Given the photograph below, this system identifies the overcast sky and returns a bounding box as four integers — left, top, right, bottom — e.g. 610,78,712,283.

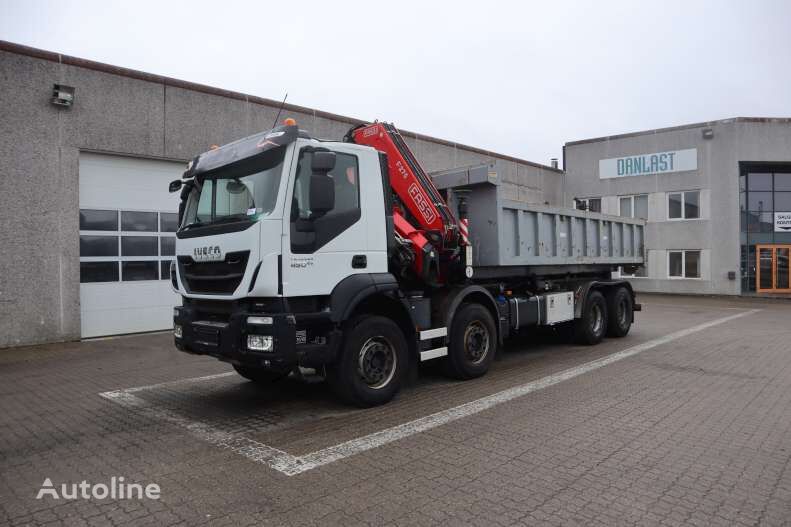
2,0,790,166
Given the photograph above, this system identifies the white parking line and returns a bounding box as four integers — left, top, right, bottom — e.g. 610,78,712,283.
100,309,760,476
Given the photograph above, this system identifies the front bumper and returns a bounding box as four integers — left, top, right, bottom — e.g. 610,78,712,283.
173,304,340,370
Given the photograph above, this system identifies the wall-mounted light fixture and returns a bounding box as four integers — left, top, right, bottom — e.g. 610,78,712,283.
702,128,714,139
51,84,75,108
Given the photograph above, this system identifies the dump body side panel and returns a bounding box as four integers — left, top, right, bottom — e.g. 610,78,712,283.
434,164,645,268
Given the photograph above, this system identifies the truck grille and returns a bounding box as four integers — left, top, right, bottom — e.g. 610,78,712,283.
178,251,250,295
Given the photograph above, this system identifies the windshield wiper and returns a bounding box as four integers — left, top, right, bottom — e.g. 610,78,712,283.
181,220,203,230
180,214,252,231
210,214,252,225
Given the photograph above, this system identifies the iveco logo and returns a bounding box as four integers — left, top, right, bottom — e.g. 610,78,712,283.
193,246,223,262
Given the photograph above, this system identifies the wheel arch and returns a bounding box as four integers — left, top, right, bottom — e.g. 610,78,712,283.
329,273,399,323
573,279,635,320
435,285,502,346
329,274,418,361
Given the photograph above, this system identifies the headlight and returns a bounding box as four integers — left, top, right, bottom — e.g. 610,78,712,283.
174,324,182,338
247,316,273,325
247,335,273,352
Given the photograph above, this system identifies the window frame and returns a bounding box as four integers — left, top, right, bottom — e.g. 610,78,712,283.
79,208,177,283
289,148,362,254
617,194,649,219
667,190,701,221
667,250,702,279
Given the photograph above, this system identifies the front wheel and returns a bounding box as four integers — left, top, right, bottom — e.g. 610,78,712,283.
443,303,497,380
327,315,408,407
573,290,608,345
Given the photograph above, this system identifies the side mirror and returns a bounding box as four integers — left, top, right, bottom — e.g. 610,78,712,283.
309,174,335,217
311,151,336,173
169,179,183,193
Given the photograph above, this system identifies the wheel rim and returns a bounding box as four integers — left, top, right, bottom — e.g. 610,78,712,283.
590,303,604,335
617,298,628,327
463,321,490,365
357,336,397,390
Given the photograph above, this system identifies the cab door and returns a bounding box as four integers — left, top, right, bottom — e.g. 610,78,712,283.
281,143,387,297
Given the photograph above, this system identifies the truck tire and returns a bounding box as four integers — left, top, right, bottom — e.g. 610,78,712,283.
443,303,497,380
606,286,633,338
574,290,608,345
327,315,408,407
233,365,286,384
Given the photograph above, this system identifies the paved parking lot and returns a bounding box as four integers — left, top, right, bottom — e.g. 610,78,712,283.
1,294,790,526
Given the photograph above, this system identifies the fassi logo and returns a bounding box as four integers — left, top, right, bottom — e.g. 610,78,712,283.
395,160,409,180
408,183,437,224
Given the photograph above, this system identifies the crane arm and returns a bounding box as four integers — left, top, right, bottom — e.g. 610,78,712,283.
349,123,459,246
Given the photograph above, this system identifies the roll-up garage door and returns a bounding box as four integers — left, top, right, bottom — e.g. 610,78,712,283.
78,153,183,338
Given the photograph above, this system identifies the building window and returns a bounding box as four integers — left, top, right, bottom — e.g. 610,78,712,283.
80,262,119,283
574,198,601,212
668,191,700,219
121,261,159,281
160,213,179,232
79,209,177,283
79,209,118,231
668,250,701,278
121,211,158,232
160,260,173,281
618,194,648,219
121,236,158,256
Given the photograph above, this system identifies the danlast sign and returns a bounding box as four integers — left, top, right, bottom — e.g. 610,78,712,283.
599,148,697,179
775,212,791,232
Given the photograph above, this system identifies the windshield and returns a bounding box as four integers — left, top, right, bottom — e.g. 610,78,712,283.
181,147,287,229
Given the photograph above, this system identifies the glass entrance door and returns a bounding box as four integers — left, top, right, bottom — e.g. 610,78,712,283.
756,245,791,293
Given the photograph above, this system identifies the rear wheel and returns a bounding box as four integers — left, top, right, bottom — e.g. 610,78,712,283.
574,290,608,345
233,365,287,384
443,303,497,379
606,286,633,337
327,315,408,407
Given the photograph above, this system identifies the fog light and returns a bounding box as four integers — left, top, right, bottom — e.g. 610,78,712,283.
247,334,273,352
247,316,273,325
174,324,182,338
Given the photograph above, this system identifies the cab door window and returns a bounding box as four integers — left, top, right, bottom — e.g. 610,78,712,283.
291,149,361,253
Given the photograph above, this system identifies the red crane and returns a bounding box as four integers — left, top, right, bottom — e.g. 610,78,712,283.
346,122,468,285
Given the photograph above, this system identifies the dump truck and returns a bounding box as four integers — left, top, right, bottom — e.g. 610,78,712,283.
168,120,644,407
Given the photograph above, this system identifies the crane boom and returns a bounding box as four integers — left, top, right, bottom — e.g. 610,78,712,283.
347,122,463,285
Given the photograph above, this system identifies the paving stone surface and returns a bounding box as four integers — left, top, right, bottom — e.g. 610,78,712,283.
1,294,790,525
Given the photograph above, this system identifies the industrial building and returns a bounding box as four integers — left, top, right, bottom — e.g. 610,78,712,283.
564,117,791,297
0,40,563,348
3,38,789,350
